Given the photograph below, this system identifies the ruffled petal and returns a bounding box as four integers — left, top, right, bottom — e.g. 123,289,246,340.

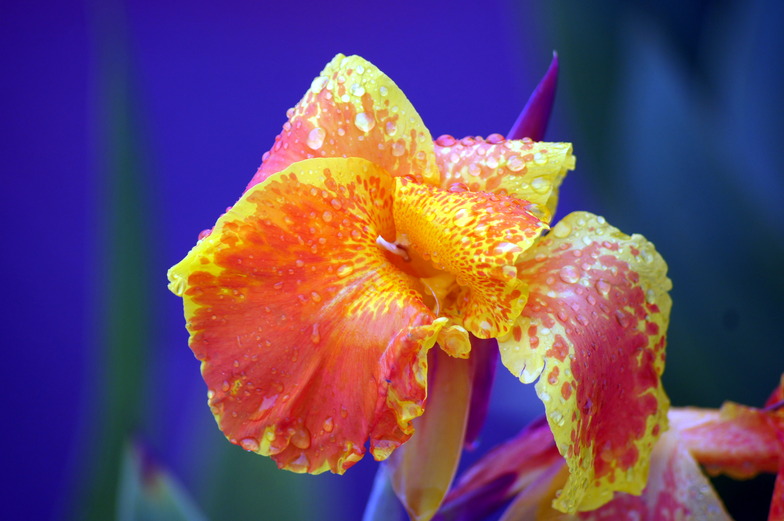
434,137,575,222
393,178,548,339
569,431,733,521
388,349,473,521
498,211,672,512
246,54,439,190
670,405,780,478
168,157,446,474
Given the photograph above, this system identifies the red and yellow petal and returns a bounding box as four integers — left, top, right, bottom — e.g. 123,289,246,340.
669,404,780,479
434,136,575,222
393,177,548,340
246,54,439,190
498,211,672,512
570,431,733,521
168,157,445,474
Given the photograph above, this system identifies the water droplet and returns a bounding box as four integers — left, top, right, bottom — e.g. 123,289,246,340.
552,222,572,238
531,177,548,193
435,134,457,147
323,417,334,433
379,85,388,96
595,279,611,296
468,163,481,176
507,155,526,172
336,264,353,277
290,426,312,449
615,310,630,328
310,291,322,303
349,83,365,97
240,437,259,452
310,323,320,344
306,127,326,150
384,120,397,136
310,76,328,93
549,410,565,426
486,133,505,144
448,182,468,192
494,242,522,255
559,265,580,284
273,281,284,290
534,152,547,165
322,210,333,223
354,112,375,132
391,142,405,156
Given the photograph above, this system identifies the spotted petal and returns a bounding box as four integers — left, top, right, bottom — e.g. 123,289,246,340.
498,211,672,512
246,54,439,190
168,157,446,474
393,178,548,339
434,137,575,222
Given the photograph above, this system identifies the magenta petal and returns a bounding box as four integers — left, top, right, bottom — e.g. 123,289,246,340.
508,52,559,141
464,337,499,450
432,473,517,521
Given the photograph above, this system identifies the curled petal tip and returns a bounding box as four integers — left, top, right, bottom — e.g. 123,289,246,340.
508,53,559,141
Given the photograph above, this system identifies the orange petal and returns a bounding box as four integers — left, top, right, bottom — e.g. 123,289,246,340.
670,405,780,479
393,177,547,339
434,136,575,222
246,54,439,190
387,348,473,521
168,157,446,474
498,211,672,512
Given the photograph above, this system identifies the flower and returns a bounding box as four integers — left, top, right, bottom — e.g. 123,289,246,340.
168,54,672,515
436,374,784,521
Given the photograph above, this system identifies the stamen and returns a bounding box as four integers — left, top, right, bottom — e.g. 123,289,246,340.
376,235,410,261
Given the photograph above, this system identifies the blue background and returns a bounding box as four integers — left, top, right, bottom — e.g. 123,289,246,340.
3,0,782,519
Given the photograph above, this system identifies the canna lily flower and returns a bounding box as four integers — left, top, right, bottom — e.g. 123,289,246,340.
437,374,784,521
168,54,672,515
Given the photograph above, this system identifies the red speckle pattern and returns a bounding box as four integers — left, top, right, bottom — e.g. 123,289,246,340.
246,55,439,191
498,211,672,512
434,136,575,222
170,158,445,474
393,177,546,339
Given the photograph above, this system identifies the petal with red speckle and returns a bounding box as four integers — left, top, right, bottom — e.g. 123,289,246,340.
168,157,446,474
393,178,548,340
498,211,672,512
434,137,575,222
572,431,732,521
669,405,780,479
246,54,439,190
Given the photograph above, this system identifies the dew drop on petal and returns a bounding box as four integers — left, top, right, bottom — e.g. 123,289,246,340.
291,426,312,449
354,112,375,132
468,163,482,176
595,279,611,296
336,264,353,277
552,221,572,238
310,76,328,94
310,323,321,344
323,417,334,433
391,142,406,156
507,155,525,172
531,177,548,193
379,85,388,96
306,127,326,150
349,83,365,97
240,437,259,452
559,265,580,284
435,134,457,147
322,211,333,223
384,120,397,136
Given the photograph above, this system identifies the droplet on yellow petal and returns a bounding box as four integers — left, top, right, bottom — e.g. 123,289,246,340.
246,54,439,190
498,211,672,513
434,137,575,222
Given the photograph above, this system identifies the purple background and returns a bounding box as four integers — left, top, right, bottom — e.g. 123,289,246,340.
3,1,782,520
